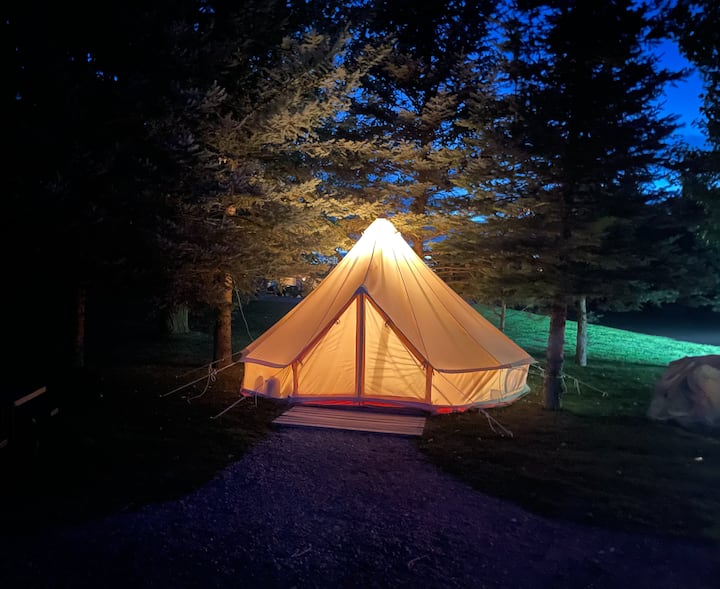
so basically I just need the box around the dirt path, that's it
[1,428,718,588]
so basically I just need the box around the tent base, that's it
[240,385,531,415]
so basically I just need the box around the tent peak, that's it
[363,217,399,239]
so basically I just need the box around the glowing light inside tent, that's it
[351,218,407,260]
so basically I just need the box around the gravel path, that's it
[1,427,718,589]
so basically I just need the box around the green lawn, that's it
[2,299,719,543]
[474,303,720,417]
[420,305,720,541]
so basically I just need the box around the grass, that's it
[474,304,720,417]
[420,305,720,541]
[0,300,292,532]
[2,367,284,530]
[477,303,719,368]
[1,299,719,544]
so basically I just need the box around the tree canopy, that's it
[5,0,716,392]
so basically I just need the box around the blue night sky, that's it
[656,39,706,148]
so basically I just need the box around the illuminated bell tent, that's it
[241,218,534,413]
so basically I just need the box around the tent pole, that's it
[356,293,366,404]
[425,364,433,404]
[292,361,299,396]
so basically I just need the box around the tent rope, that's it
[175,362,212,380]
[171,278,252,382]
[530,364,545,377]
[529,363,608,397]
[480,409,514,438]
[184,365,218,402]
[160,354,242,398]
[210,395,247,420]
[230,275,254,343]
[564,374,608,397]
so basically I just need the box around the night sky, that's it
[657,39,706,148]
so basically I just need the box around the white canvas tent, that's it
[241,218,534,413]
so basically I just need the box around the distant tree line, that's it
[4,0,718,408]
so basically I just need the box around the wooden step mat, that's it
[272,405,426,437]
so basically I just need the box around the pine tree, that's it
[440,0,681,408]
[4,0,369,367]
[144,4,395,365]
[4,1,182,369]
[318,0,500,254]
[671,0,720,310]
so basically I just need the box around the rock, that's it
[648,355,720,428]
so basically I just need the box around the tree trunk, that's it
[213,273,233,368]
[575,295,588,367]
[542,297,567,410]
[499,300,506,332]
[73,284,86,369]
[166,304,190,334]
